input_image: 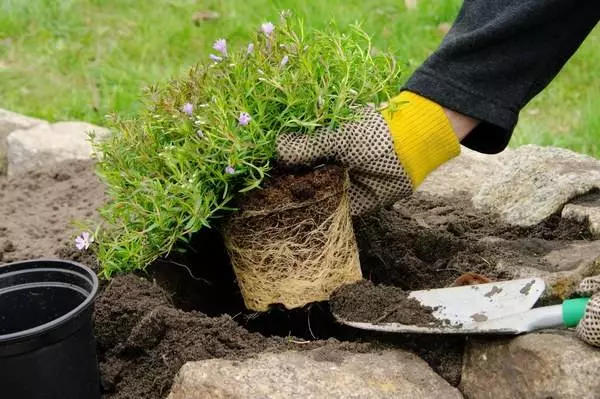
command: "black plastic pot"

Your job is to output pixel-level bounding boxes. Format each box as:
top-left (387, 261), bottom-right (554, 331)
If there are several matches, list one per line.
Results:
top-left (0, 259), bottom-right (100, 399)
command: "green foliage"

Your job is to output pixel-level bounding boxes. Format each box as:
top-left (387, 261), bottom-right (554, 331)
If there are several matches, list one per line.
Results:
top-left (93, 14), bottom-right (402, 277)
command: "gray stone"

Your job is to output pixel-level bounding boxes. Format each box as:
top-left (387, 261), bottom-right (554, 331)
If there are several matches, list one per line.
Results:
top-left (7, 121), bottom-right (110, 176)
top-left (461, 332), bottom-right (600, 399)
top-left (562, 194), bottom-right (600, 238)
top-left (0, 108), bottom-right (47, 174)
top-left (168, 348), bottom-right (463, 399)
top-left (417, 146), bottom-right (507, 199)
top-left (472, 145), bottom-right (600, 226)
top-left (492, 240), bottom-right (600, 301)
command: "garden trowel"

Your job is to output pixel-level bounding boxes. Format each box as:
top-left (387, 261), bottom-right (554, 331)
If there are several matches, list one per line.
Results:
top-left (333, 278), bottom-right (590, 334)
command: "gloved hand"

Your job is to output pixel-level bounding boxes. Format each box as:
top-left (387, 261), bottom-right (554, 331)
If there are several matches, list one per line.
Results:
top-left (277, 106), bottom-right (413, 215)
top-left (276, 92), bottom-right (461, 215)
top-left (575, 276), bottom-right (600, 347)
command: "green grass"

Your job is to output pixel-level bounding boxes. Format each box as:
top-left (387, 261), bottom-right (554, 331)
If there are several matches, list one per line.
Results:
top-left (1, 0), bottom-right (599, 156)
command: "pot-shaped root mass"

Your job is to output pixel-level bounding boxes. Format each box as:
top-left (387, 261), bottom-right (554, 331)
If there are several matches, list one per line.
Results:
top-left (223, 165), bottom-right (362, 311)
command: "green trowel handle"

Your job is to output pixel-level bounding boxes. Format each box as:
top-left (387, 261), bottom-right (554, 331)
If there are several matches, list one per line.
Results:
top-left (563, 297), bottom-right (591, 327)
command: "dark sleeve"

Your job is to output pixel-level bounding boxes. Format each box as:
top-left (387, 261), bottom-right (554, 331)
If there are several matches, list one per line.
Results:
top-left (403, 0), bottom-right (600, 154)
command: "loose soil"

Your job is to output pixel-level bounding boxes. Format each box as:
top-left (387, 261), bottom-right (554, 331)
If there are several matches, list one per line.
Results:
top-left (1, 160), bottom-right (595, 397)
top-left (331, 280), bottom-right (438, 325)
top-left (0, 160), bottom-right (106, 263)
top-left (354, 195), bottom-right (593, 292)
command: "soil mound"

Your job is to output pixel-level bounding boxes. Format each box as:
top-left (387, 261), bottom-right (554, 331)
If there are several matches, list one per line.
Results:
top-left (95, 274), bottom-right (287, 399)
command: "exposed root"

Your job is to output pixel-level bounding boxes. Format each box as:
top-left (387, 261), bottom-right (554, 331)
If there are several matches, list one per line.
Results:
top-left (222, 174), bottom-right (362, 311)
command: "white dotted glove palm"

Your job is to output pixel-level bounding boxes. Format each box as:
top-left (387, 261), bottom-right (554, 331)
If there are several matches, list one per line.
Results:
top-left (276, 107), bottom-right (413, 215)
top-left (575, 276), bottom-right (600, 347)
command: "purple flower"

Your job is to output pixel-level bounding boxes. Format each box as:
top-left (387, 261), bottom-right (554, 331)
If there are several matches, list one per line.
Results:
top-left (182, 102), bottom-right (194, 116)
top-left (238, 112), bottom-right (251, 126)
top-left (261, 22), bottom-right (274, 36)
top-left (225, 166), bottom-right (235, 174)
top-left (75, 231), bottom-right (94, 251)
top-left (246, 43), bottom-right (254, 55)
top-left (280, 55), bottom-right (289, 67)
top-left (213, 38), bottom-right (227, 56)
top-left (209, 54), bottom-right (223, 62)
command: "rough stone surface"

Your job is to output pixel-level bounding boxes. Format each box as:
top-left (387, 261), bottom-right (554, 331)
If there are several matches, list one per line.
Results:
top-left (563, 196), bottom-right (600, 239)
top-left (417, 146), bottom-right (507, 198)
top-left (168, 349), bottom-right (463, 399)
top-left (492, 240), bottom-right (600, 301)
top-left (7, 121), bottom-right (109, 176)
top-left (472, 145), bottom-right (600, 226)
top-left (461, 332), bottom-right (600, 399)
top-left (0, 108), bottom-right (47, 174)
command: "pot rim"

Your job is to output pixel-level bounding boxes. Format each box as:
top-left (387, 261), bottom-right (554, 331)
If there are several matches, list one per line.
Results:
top-left (0, 258), bottom-right (99, 343)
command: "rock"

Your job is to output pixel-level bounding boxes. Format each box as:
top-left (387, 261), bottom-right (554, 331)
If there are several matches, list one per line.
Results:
top-left (492, 240), bottom-right (600, 301)
top-left (472, 145), bottom-right (600, 226)
top-left (562, 192), bottom-right (600, 238)
top-left (7, 121), bottom-right (110, 176)
top-left (417, 146), bottom-right (507, 199)
top-left (461, 332), bottom-right (600, 398)
top-left (168, 348), bottom-right (463, 399)
top-left (0, 108), bottom-right (47, 174)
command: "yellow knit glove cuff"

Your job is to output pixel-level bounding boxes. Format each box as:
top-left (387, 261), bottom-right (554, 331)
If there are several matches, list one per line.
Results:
top-left (381, 91), bottom-right (460, 187)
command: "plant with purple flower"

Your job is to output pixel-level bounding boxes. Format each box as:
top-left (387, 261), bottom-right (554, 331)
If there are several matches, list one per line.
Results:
top-left (92, 11), bottom-right (401, 275)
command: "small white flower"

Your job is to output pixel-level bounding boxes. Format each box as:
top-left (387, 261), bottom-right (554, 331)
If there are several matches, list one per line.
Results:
top-left (75, 232), bottom-right (94, 251)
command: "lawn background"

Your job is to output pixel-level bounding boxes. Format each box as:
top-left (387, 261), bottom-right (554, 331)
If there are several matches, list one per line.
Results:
top-left (1, 0), bottom-right (598, 156)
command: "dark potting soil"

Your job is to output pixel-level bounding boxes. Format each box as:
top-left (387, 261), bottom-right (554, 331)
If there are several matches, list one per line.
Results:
top-left (224, 164), bottom-right (347, 244)
top-left (330, 280), bottom-right (438, 326)
top-left (234, 164), bottom-right (346, 211)
top-left (94, 274), bottom-right (282, 398)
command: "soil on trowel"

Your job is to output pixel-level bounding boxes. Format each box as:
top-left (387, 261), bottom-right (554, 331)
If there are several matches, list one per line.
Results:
top-left (331, 280), bottom-right (438, 326)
